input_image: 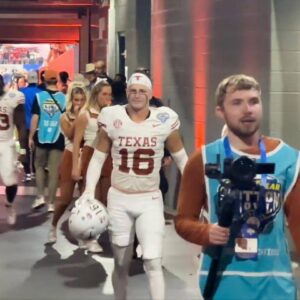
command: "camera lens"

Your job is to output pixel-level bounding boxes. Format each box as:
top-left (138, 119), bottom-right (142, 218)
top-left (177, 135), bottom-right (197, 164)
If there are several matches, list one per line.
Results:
top-left (230, 156), bottom-right (256, 186)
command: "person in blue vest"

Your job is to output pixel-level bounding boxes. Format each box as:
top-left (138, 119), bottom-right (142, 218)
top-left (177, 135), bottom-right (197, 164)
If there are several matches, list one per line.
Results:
top-left (29, 69), bottom-right (66, 213)
top-left (19, 71), bottom-right (42, 182)
top-left (175, 74), bottom-right (300, 300)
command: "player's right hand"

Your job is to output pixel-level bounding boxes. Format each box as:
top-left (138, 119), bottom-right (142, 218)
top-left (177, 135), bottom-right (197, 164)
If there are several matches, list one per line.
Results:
top-left (74, 190), bottom-right (93, 208)
top-left (208, 224), bottom-right (230, 245)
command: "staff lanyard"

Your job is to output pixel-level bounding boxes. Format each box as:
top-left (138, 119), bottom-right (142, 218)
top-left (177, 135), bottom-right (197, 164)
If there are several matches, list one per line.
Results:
top-left (223, 136), bottom-right (267, 186)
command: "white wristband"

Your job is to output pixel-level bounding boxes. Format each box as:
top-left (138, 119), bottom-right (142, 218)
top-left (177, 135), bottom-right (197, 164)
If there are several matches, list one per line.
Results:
top-left (170, 148), bottom-right (188, 174)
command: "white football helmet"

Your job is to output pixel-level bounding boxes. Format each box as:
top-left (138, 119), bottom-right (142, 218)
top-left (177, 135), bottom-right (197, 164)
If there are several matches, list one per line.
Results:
top-left (68, 196), bottom-right (109, 240)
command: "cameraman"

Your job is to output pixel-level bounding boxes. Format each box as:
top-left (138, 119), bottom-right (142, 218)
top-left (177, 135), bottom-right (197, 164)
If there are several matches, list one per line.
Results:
top-left (175, 74), bottom-right (300, 300)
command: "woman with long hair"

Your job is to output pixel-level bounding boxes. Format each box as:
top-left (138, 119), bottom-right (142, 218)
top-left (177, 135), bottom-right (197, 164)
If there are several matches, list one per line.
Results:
top-left (48, 86), bottom-right (87, 243)
top-left (72, 81), bottom-right (112, 253)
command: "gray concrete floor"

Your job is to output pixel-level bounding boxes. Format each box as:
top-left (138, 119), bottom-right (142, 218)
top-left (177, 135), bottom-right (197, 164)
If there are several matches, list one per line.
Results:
top-left (0, 185), bottom-right (200, 300)
top-left (0, 183), bottom-right (299, 300)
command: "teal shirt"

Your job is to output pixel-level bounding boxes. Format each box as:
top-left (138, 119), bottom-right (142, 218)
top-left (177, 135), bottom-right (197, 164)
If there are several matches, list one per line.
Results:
top-left (200, 138), bottom-right (300, 300)
top-left (36, 90), bottom-right (65, 144)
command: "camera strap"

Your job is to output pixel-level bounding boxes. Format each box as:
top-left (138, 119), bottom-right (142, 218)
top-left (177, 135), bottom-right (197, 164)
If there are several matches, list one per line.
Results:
top-left (223, 136), bottom-right (267, 186)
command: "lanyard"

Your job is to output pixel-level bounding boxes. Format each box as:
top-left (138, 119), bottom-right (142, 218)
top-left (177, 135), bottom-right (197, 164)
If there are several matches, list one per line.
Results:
top-left (223, 136), bottom-right (267, 186)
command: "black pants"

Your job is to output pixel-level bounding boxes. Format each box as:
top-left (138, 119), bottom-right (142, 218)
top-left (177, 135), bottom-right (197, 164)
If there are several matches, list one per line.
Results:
top-left (22, 129), bottom-right (35, 175)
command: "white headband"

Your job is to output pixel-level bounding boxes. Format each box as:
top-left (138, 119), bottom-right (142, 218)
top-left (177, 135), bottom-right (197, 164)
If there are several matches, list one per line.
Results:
top-left (127, 73), bottom-right (152, 90)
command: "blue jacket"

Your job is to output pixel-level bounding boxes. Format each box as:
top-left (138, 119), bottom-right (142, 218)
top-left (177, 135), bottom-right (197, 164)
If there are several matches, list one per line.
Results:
top-left (19, 84), bottom-right (42, 130)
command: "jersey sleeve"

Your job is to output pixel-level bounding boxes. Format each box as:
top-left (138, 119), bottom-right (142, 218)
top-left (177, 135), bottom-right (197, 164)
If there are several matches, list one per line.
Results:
top-left (163, 107), bottom-right (180, 132)
top-left (7, 91), bottom-right (25, 108)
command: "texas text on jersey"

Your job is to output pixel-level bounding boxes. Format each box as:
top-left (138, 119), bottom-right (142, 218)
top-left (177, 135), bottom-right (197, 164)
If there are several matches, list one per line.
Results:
top-left (98, 105), bottom-right (180, 193)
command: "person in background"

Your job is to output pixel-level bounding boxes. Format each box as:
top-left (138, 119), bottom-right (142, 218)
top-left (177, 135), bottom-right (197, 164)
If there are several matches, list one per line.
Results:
top-left (94, 59), bottom-right (113, 84)
top-left (114, 73), bottom-right (126, 84)
top-left (84, 63), bottom-right (102, 93)
top-left (48, 86), bottom-right (87, 243)
top-left (175, 74), bottom-right (300, 300)
top-left (71, 81), bottom-right (112, 253)
top-left (16, 76), bottom-right (27, 90)
top-left (37, 70), bottom-right (46, 91)
top-left (29, 70), bottom-right (66, 213)
top-left (0, 75), bottom-right (27, 225)
top-left (58, 71), bottom-right (69, 95)
top-left (111, 79), bottom-right (127, 105)
top-left (19, 71), bottom-right (42, 182)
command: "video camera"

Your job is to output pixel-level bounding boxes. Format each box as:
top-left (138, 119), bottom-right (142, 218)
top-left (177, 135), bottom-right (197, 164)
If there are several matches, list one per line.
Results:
top-left (205, 155), bottom-right (275, 228)
top-left (205, 155), bottom-right (275, 189)
top-left (203, 155), bottom-right (276, 300)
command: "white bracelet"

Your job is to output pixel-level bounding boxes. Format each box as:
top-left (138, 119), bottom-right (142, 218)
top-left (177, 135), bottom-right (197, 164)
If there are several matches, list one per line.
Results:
top-left (19, 148), bottom-right (26, 155)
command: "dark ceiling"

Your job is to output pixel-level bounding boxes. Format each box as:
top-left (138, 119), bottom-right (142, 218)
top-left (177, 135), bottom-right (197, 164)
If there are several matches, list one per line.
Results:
top-left (0, 0), bottom-right (98, 43)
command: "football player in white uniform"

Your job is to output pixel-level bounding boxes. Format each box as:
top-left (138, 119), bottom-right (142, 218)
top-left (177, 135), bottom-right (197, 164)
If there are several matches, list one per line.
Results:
top-left (81, 73), bottom-right (188, 300)
top-left (0, 75), bottom-right (27, 225)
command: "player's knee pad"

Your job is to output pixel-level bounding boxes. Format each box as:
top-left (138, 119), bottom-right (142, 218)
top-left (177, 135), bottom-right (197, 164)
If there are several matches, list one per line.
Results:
top-left (5, 185), bottom-right (18, 203)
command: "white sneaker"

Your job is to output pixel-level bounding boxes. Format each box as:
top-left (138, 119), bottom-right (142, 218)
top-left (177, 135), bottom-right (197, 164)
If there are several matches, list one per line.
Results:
top-left (47, 203), bottom-right (54, 213)
top-left (48, 226), bottom-right (57, 243)
top-left (87, 239), bottom-right (103, 253)
top-left (32, 196), bottom-right (45, 210)
top-left (22, 174), bottom-right (32, 183)
top-left (6, 205), bottom-right (16, 225)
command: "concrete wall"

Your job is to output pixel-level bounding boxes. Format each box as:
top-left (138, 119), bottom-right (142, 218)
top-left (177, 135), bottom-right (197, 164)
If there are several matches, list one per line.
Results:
top-left (107, 0), bottom-right (150, 77)
top-left (152, 0), bottom-right (271, 151)
top-left (271, 0), bottom-right (300, 148)
top-left (205, 1), bottom-right (271, 143)
top-left (151, 0), bottom-right (271, 209)
top-left (152, 0), bottom-right (194, 151)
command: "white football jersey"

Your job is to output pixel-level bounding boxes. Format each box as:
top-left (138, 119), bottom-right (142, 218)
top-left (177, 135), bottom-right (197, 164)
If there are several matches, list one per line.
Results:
top-left (98, 105), bottom-right (180, 193)
top-left (0, 90), bottom-right (24, 142)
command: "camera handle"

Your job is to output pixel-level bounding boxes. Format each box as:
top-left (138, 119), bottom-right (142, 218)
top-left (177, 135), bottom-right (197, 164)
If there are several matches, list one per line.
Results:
top-left (203, 194), bottom-right (235, 300)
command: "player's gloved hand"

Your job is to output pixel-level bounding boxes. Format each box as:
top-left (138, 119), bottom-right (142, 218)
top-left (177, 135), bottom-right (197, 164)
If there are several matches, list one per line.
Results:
top-left (74, 190), bottom-right (93, 208)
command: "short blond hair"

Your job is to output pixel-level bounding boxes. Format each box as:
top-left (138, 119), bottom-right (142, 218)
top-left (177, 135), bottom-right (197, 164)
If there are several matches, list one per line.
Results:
top-left (216, 74), bottom-right (261, 107)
